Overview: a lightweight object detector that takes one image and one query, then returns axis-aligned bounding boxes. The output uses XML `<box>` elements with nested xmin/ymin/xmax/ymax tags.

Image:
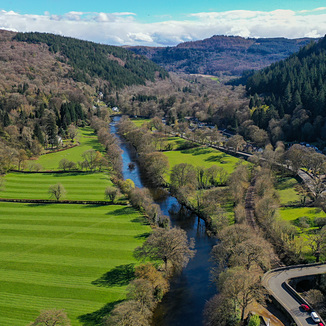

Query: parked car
<box><xmin>301</xmin><ymin>304</ymin><xmax>310</xmax><ymax>312</ymax></box>
<box><xmin>318</xmin><ymin>323</ymin><xmax>324</xmax><ymax>326</ymax></box>
<box><xmin>311</xmin><ymin>312</ymin><xmax>321</xmax><ymax>323</ymax></box>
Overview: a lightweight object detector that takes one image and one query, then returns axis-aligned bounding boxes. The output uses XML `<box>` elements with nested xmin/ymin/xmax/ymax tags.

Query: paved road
<box><xmin>263</xmin><ymin>264</ymin><xmax>326</xmax><ymax>326</ymax></box>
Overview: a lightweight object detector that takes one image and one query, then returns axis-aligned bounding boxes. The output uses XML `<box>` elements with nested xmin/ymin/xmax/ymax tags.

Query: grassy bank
<box><xmin>1</xmin><ymin>172</ymin><xmax>113</xmax><ymax>201</ymax></box>
<box><xmin>34</xmin><ymin>127</ymin><xmax>104</xmax><ymax>171</ymax></box>
<box><xmin>0</xmin><ymin>202</ymin><xmax>151</xmax><ymax>326</ymax></box>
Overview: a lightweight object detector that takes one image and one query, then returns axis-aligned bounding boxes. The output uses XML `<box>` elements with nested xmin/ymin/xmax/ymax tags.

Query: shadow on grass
<box><xmin>92</xmin><ymin>264</ymin><xmax>135</xmax><ymax>287</ymax></box>
<box><xmin>105</xmin><ymin>207</ymin><xmax>135</xmax><ymax>216</ymax></box>
<box><xmin>27</xmin><ymin>203</ymin><xmax>53</xmax><ymax>207</ymax></box>
<box><xmin>78</xmin><ymin>300</ymin><xmax>123</xmax><ymax>326</ymax></box>
<box><xmin>51</xmin><ymin>172</ymin><xmax>99</xmax><ymax>177</ymax></box>
<box><xmin>135</xmin><ymin>232</ymin><xmax>151</xmax><ymax>239</ymax></box>
<box><xmin>131</xmin><ymin>216</ymin><xmax>150</xmax><ymax>225</ymax></box>
<box><xmin>205</xmin><ymin>153</ymin><xmax>228</xmax><ymax>163</ymax></box>
<box><xmin>82</xmin><ymin>204</ymin><xmax>108</xmax><ymax>208</ymax></box>
<box><xmin>181</xmin><ymin>147</ymin><xmax>213</xmax><ymax>155</ymax></box>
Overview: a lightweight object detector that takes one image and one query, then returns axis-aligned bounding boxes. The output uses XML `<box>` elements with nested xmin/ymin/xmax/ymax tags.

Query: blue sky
<box><xmin>0</xmin><ymin>0</ymin><xmax>325</xmax><ymax>46</ymax></box>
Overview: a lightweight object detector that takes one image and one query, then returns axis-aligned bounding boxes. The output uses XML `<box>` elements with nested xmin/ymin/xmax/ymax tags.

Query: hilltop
<box><xmin>127</xmin><ymin>35</ymin><xmax>316</xmax><ymax>76</ymax></box>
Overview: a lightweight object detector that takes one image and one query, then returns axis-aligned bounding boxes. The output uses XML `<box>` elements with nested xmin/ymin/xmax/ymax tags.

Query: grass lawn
<box><xmin>279</xmin><ymin>206</ymin><xmax>326</xmax><ymax>259</ymax></box>
<box><xmin>164</xmin><ymin>146</ymin><xmax>244</xmax><ymax>175</ymax></box>
<box><xmin>1</xmin><ymin>172</ymin><xmax>113</xmax><ymax>201</ymax></box>
<box><xmin>275</xmin><ymin>176</ymin><xmax>302</xmax><ymax>206</ymax></box>
<box><xmin>0</xmin><ymin>202</ymin><xmax>151</xmax><ymax>326</ymax></box>
<box><xmin>279</xmin><ymin>206</ymin><xmax>326</xmax><ymax>224</ymax></box>
<box><xmin>130</xmin><ymin>118</ymin><xmax>150</xmax><ymax>128</ymax></box>
<box><xmin>165</xmin><ymin>136</ymin><xmax>189</xmax><ymax>150</ymax></box>
<box><xmin>34</xmin><ymin>127</ymin><xmax>104</xmax><ymax>171</ymax></box>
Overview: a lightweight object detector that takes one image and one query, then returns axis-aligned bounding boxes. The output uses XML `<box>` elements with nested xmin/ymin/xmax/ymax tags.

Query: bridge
<box><xmin>262</xmin><ymin>264</ymin><xmax>326</xmax><ymax>326</ymax></box>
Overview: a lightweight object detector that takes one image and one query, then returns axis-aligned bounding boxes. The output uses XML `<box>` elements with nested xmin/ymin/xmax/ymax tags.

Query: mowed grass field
<box><xmin>35</xmin><ymin>127</ymin><xmax>104</xmax><ymax>171</ymax></box>
<box><xmin>164</xmin><ymin>146</ymin><xmax>244</xmax><ymax>175</ymax></box>
<box><xmin>1</xmin><ymin>172</ymin><xmax>113</xmax><ymax>201</ymax></box>
<box><xmin>0</xmin><ymin>202</ymin><xmax>151</xmax><ymax>326</ymax></box>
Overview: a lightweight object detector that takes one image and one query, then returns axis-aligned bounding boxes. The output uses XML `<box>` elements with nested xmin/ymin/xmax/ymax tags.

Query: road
<box><xmin>262</xmin><ymin>264</ymin><xmax>326</xmax><ymax>326</ymax></box>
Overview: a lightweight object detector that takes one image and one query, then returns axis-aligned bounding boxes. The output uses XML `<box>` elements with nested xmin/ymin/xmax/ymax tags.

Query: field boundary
<box><xmin>0</xmin><ymin>198</ymin><xmax>128</xmax><ymax>205</ymax></box>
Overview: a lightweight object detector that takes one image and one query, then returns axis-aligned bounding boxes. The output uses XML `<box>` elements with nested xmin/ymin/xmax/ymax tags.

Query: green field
<box><xmin>131</xmin><ymin>118</ymin><xmax>149</xmax><ymax>127</ymax></box>
<box><xmin>0</xmin><ymin>202</ymin><xmax>151</xmax><ymax>326</ymax></box>
<box><xmin>34</xmin><ymin>127</ymin><xmax>103</xmax><ymax>171</ymax></box>
<box><xmin>164</xmin><ymin>146</ymin><xmax>243</xmax><ymax>174</ymax></box>
<box><xmin>276</xmin><ymin>176</ymin><xmax>302</xmax><ymax>206</ymax></box>
<box><xmin>279</xmin><ymin>206</ymin><xmax>326</xmax><ymax>224</ymax></box>
<box><xmin>1</xmin><ymin>172</ymin><xmax>113</xmax><ymax>201</ymax></box>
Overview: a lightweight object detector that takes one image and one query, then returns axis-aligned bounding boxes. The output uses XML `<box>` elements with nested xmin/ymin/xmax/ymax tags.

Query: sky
<box><xmin>0</xmin><ymin>0</ymin><xmax>325</xmax><ymax>46</ymax></box>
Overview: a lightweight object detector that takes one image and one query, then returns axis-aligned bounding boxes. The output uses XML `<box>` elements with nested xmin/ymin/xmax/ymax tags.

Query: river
<box><xmin>110</xmin><ymin>116</ymin><xmax>217</xmax><ymax>326</ymax></box>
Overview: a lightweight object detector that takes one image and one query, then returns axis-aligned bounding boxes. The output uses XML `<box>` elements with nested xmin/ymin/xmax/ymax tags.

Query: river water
<box><xmin>110</xmin><ymin>116</ymin><xmax>217</xmax><ymax>326</ymax></box>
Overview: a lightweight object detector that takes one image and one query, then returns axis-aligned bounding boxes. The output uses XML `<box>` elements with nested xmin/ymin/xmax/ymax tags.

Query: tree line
<box><xmin>246</xmin><ymin>35</ymin><xmax>326</xmax><ymax>144</ymax></box>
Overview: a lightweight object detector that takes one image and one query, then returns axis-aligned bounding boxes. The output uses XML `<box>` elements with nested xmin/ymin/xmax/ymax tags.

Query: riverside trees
<box><xmin>134</xmin><ymin>227</ymin><xmax>196</xmax><ymax>274</ymax></box>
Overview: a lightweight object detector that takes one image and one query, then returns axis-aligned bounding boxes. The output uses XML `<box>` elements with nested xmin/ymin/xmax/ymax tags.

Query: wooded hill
<box><xmin>246</xmin><ymin>35</ymin><xmax>326</xmax><ymax>143</ymax></box>
<box><xmin>127</xmin><ymin>35</ymin><xmax>316</xmax><ymax>76</ymax></box>
<box><xmin>0</xmin><ymin>29</ymin><xmax>168</xmax><ymax>158</ymax></box>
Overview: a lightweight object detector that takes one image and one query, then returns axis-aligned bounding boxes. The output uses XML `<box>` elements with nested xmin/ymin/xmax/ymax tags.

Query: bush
<box><xmin>248</xmin><ymin>314</ymin><xmax>260</xmax><ymax>326</ymax></box>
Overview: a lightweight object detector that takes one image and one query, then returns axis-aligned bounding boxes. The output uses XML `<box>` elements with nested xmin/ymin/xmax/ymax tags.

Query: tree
<box><xmin>226</xmin><ymin>134</ymin><xmax>246</xmax><ymax>152</ymax></box>
<box><xmin>308</xmin><ymin>226</ymin><xmax>326</xmax><ymax>262</ymax></box>
<box><xmin>203</xmin><ymin>293</ymin><xmax>239</xmax><ymax>326</ymax></box>
<box><xmin>28</xmin><ymin>309</ymin><xmax>70</xmax><ymax>326</ymax></box>
<box><xmin>45</xmin><ymin>111</ymin><xmax>58</xmax><ymax>148</ymax></box>
<box><xmin>104</xmin><ymin>300</ymin><xmax>151</xmax><ymax>326</ymax></box>
<box><xmin>0</xmin><ymin>177</ymin><xmax>4</xmax><ymax>191</ymax></box>
<box><xmin>218</xmin><ymin>267</ymin><xmax>265</xmax><ymax>322</ymax></box>
<box><xmin>135</xmin><ymin>263</ymin><xmax>169</xmax><ymax>300</ymax></box>
<box><xmin>170</xmin><ymin>163</ymin><xmax>197</xmax><ymax>190</ymax></box>
<box><xmin>67</xmin><ymin>124</ymin><xmax>78</xmax><ymax>141</ymax></box>
<box><xmin>17</xmin><ymin>149</ymin><xmax>28</xmax><ymax>171</ymax></box>
<box><xmin>134</xmin><ymin>227</ymin><xmax>196</xmax><ymax>273</ymax></box>
<box><xmin>58</xmin><ymin>158</ymin><xmax>75</xmax><ymax>171</ymax></box>
<box><xmin>105</xmin><ymin>186</ymin><xmax>120</xmax><ymax>203</ymax></box>
<box><xmin>48</xmin><ymin>183</ymin><xmax>66</xmax><ymax>201</ymax></box>
<box><xmin>82</xmin><ymin>149</ymin><xmax>102</xmax><ymax>171</ymax></box>
<box><xmin>141</xmin><ymin>152</ymin><xmax>169</xmax><ymax>186</ymax></box>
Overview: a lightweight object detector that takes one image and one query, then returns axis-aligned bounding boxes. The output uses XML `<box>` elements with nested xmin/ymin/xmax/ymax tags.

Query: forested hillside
<box><xmin>14</xmin><ymin>32</ymin><xmax>168</xmax><ymax>89</ymax></box>
<box><xmin>0</xmin><ymin>29</ymin><xmax>168</xmax><ymax>166</ymax></box>
<box><xmin>246</xmin><ymin>35</ymin><xmax>326</xmax><ymax>143</ymax></box>
<box><xmin>128</xmin><ymin>35</ymin><xmax>315</xmax><ymax>76</ymax></box>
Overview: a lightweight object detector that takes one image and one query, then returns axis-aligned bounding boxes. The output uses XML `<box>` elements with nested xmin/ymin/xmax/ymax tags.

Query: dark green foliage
<box><xmin>14</xmin><ymin>32</ymin><xmax>168</xmax><ymax>89</ymax></box>
<box><xmin>59</xmin><ymin>102</ymin><xmax>84</xmax><ymax>129</ymax></box>
<box><xmin>246</xmin><ymin>36</ymin><xmax>326</xmax><ymax>142</ymax></box>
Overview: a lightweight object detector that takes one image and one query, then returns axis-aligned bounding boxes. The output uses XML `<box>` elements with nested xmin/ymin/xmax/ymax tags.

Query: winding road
<box><xmin>262</xmin><ymin>264</ymin><xmax>326</xmax><ymax>326</ymax></box>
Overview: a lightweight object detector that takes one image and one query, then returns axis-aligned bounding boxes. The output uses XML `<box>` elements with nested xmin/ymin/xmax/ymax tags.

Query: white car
<box><xmin>311</xmin><ymin>312</ymin><xmax>321</xmax><ymax>323</ymax></box>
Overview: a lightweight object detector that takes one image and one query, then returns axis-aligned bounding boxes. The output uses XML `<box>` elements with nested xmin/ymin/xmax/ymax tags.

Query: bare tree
<box><xmin>48</xmin><ymin>183</ymin><xmax>66</xmax><ymax>201</ymax></box>
<box><xmin>105</xmin><ymin>186</ymin><xmax>120</xmax><ymax>203</ymax></box>
<box><xmin>104</xmin><ymin>300</ymin><xmax>151</xmax><ymax>326</ymax></box>
<box><xmin>67</xmin><ymin>124</ymin><xmax>78</xmax><ymax>141</ymax></box>
<box><xmin>134</xmin><ymin>227</ymin><xmax>196</xmax><ymax>273</ymax></box>
<box><xmin>28</xmin><ymin>309</ymin><xmax>70</xmax><ymax>326</ymax></box>
<box><xmin>170</xmin><ymin>163</ymin><xmax>197</xmax><ymax>190</ymax></box>
<box><xmin>218</xmin><ymin>267</ymin><xmax>265</xmax><ymax>322</ymax></box>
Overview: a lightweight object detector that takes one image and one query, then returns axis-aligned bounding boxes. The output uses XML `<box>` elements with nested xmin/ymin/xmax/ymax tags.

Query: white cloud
<box><xmin>0</xmin><ymin>8</ymin><xmax>325</xmax><ymax>46</ymax></box>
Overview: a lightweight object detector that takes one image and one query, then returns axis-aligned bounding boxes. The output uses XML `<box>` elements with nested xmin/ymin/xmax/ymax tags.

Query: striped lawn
<box><xmin>1</xmin><ymin>172</ymin><xmax>113</xmax><ymax>201</ymax></box>
<box><xmin>34</xmin><ymin>127</ymin><xmax>104</xmax><ymax>171</ymax></box>
<box><xmin>0</xmin><ymin>202</ymin><xmax>151</xmax><ymax>326</ymax></box>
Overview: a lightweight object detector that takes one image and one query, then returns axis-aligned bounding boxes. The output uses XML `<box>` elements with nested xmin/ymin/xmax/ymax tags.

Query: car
<box><xmin>318</xmin><ymin>323</ymin><xmax>324</xmax><ymax>326</ymax></box>
<box><xmin>301</xmin><ymin>304</ymin><xmax>310</xmax><ymax>312</ymax></box>
<box><xmin>311</xmin><ymin>312</ymin><xmax>321</xmax><ymax>323</ymax></box>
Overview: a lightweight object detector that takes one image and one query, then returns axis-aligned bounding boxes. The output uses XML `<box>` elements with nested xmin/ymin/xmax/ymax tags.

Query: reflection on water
<box><xmin>110</xmin><ymin>116</ymin><xmax>217</xmax><ymax>326</ymax></box>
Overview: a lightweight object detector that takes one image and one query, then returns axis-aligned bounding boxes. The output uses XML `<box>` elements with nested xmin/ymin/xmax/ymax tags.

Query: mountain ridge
<box><xmin>127</xmin><ymin>35</ymin><xmax>318</xmax><ymax>76</ymax></box>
